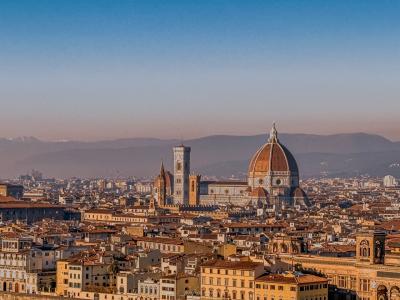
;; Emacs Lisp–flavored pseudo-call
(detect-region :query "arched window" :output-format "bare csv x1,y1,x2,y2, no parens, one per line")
375,241,383,259
360,240,370,257
249,292,254,300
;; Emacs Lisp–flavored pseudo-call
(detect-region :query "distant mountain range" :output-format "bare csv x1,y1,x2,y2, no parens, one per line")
0,133,399,179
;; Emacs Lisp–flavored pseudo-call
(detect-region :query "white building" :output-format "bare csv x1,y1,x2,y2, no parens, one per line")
383,175,398,187
0,235,57,294
173,145,191,205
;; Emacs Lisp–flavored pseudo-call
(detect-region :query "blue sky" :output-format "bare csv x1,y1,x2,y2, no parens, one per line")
0,0,399,140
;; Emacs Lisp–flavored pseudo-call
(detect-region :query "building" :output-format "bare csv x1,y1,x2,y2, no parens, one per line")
247,123,308,208
280,231,400,300
0,234,57,294
0,197,71,224
189,175,201,206
56,253,115,298
198,124,309,210
59,194,75,206
160,273,200,300
383,175,398,187
138,277,160,300
255,272,328,300
152,124,308,211
154,162,174,206
173,145,191,205
0,184,24,199
200,260,265,300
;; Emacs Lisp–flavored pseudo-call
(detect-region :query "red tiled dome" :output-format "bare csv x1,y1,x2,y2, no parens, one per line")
248,124,298,177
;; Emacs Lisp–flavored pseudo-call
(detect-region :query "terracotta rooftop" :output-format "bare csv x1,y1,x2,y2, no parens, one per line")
201,259,262,270
256,273,328,285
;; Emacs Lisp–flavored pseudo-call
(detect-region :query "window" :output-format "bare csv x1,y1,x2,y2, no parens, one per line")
270,285,275,290
209,288,214,298
278,286,283,291
338,276,346,288
360,279,370,292
350,277,356,290
359,240,370,258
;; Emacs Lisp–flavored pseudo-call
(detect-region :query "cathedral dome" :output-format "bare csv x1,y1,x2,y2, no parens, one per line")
248,124,298,177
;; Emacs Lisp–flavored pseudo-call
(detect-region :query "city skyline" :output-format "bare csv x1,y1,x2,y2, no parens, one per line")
0,0,399,140
1,2,400,299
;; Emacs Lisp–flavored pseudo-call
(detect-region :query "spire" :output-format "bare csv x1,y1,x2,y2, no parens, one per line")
268,122,278,142
160,161,165,177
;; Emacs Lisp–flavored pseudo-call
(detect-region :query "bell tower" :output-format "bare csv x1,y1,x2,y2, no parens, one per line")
189,174,201,206
156,162,167,207
356,231,386,265
173,145,191,205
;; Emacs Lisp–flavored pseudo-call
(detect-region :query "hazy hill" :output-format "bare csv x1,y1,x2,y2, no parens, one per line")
0,133,399,179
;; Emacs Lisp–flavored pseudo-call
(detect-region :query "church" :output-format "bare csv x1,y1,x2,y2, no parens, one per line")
153,124,309,211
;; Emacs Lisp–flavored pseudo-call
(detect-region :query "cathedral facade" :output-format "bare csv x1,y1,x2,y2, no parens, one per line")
153,124,309,210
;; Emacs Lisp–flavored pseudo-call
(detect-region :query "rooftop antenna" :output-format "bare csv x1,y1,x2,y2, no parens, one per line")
179,132,184,146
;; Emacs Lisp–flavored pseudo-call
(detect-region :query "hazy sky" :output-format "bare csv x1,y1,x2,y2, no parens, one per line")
0,0,399,141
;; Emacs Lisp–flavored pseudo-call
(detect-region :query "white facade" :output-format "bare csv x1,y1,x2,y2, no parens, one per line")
383,175,398,187
0,237,56,294
173,145,191,205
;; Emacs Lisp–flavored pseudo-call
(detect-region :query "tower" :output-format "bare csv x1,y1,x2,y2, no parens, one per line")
153,161,173,207
189,174,201,206
173,145,191,205
356,230,386,265
156,162,167,207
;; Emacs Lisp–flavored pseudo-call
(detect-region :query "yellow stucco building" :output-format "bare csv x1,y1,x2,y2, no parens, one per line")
200,260,328,300
255,273,328,300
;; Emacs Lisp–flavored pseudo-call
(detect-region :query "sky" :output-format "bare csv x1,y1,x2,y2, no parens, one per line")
0,0,399,141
